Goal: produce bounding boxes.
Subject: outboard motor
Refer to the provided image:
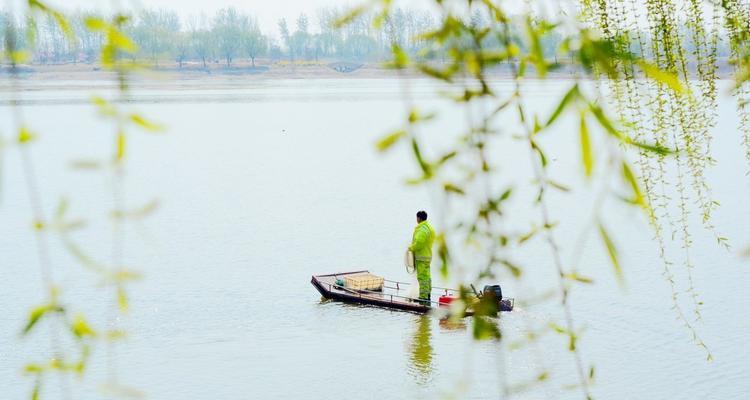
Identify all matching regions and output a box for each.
[482,285,503,301]
[482,284,513,312]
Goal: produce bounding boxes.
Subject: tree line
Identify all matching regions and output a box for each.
[0,6,736,69]
[0,6,438,67]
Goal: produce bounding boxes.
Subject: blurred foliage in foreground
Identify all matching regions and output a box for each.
[2,0,750,399]
[346,0,749,397]
[3,1,162,398]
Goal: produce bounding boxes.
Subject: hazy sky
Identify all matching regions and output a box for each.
[35,0,432,33]
[5,0,580,37]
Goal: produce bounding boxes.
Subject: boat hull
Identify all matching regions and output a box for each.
[311,270,513,315]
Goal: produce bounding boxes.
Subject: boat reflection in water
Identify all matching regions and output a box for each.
[408,315,434,385]
[438,317,467,331]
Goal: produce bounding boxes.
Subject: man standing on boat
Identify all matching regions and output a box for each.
[409,210,435,304]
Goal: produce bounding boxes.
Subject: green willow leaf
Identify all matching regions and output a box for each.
[106,329,127,340]
[109,269,142,283]
[117,287,129,312]
[473,316,501,341]
[63,239,106,273]
[55,197,69,219]
[569,332,578,351]
[106,29,136,53]
[547,179,570,192]
[481,0,508,22]
[25,363,44,374]
[579,113,593,177]
[389,44,408,69]
[525,17,547,78]
[18,127,35,144]
[407,108,435,124]
[598,222,623,284]
[480,48,518,64]
[436,151,457,166]
[116,131,125,161]
[111,199,159,220]
[411,138,432,178]
[499,188,512,201]
[23,304,63,335]
[129,114,164,132]
[437,233,449,279]
[491,94,517,116]
[589,104,622,139]
[443,183,465,195]
[92,96,117,117]
[621,161,645,207]
[530,139,547,167]
[518,59,527,77]
[637,61,686,94]
[83,16,107,31]
[518,226,538,244]
[734,67,750,90]
[31,381,40,400]
[371,10,388,29]
[71,314,96,338]
[84,16,137,64]
[376,130,406,153]
[549,322,567,334]
[69,159,104,170]
[9,50,30,64]
[626,138,674,155]
[28,0,73,40]
[332,5,367,29]
[533,115,543,134]
[546,84,579,127]
[500,259,522,277]
[23,306,48,335]
[417,64,454,82]
[563,272,594,284]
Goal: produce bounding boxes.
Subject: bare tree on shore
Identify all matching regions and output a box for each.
[2,5,730,69]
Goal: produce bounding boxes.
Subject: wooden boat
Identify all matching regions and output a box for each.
[311,270,514,315]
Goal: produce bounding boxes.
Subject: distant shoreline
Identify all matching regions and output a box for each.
[2,60,423,82]
[0,58,738,89]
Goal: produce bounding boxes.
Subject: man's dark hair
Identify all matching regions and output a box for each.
[416,210,428,221]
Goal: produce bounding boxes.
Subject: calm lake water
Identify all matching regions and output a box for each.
[1,78,748,399]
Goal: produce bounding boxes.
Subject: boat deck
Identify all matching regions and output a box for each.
[311,270,513,315]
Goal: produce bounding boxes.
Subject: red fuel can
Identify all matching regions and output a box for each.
[438,295,457,307]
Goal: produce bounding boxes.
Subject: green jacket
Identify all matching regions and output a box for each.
[409,221,435,262]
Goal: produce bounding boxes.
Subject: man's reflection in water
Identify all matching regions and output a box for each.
[408,315,434,385]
